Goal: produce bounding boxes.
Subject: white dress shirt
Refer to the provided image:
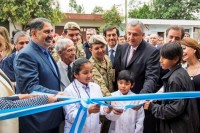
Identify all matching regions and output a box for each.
[108,44,118,57]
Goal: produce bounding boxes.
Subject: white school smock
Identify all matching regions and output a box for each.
[63,79,105,133]
[106,90,144,133]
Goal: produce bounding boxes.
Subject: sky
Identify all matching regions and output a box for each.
[58,0,150,14]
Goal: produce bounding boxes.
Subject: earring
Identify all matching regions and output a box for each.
[194,50,196,53]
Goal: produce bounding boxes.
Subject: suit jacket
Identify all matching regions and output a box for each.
[14,40,64,132]
[120,40,160,94]
[1,52,16,82]
[106,45,121,91]
[57,59,71,91]
[0,69,18,133]
[83,42,92,59]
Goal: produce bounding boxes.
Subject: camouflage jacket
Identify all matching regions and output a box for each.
[89,55,114,96]
[76,43,86,59]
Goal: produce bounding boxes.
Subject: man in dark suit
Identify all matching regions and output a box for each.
[119,20,160,133]
[83,28,96,59]
[103,26,121,91]
[14,18,64,133]
[1,31,29,82]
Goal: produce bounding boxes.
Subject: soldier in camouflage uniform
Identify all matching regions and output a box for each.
[62,22,86,58]
[89,35,114,96]
[89,35,114,133]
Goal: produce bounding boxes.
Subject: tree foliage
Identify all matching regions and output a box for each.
[91,6,104,14]
[128,0,200,20]
[129,4,154,19]
[152,0,200,20]
[69,0,85,13]
[0,0,64,29]
[101,5,124,32]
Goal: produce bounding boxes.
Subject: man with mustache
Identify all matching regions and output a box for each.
[14,18,64,133]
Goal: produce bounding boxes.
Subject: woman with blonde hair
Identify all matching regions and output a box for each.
[0,35,6,62]
[181,38,200,132]
[0,26,13,58]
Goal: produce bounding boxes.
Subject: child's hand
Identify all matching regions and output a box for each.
[111,102,123,115]
[132,106,142,111]
[88,104,100,114]
[103,106,112,114]
[144,101,151,110]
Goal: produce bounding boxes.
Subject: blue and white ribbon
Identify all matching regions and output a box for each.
[70,99,90,133]
[1,91,200,132]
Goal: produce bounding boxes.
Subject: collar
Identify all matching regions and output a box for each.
[118,90,132,95]
[74,79,89,90]
[162,63,182,80]
[84,42,90,47]
[130,45,138,51]
[31,40,47,53]
[59,59,73,70]
[108,44,118,52]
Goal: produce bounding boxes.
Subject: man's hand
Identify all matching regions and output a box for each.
[144,101,151,110]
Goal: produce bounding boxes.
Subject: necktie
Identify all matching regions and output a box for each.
[110,49,115,65]
[68,65,72,82]
[83,85,90,97]
[44,50,58,76]
[127,48,135,66]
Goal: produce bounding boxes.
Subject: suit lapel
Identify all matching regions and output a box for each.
[122,44,130,69]
[57,60,70,88]
[127,40,145,67]
[30,42,60,79]
[127,49,140,67]
[113,45,120,66]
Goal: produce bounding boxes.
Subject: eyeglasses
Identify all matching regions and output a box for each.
[18,41,29,45]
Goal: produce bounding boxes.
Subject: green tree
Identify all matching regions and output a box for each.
[101,5,124,32]
[128,0,200,20]
[152,0,200,20]
[69,0,85,13]
[0,0,63,29]
[91,6,104,14]
[129,4,154,19]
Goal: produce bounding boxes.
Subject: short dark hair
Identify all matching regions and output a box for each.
[166,25,185,39]
[160,42,183,64]
[103,26,120,37]
[72,58,90,76]
[29,18,51,31]
[117,70,135,85]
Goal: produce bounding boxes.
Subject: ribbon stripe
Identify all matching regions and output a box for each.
[1,91,200,132]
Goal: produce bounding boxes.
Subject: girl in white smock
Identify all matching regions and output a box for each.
[63,58,109,133]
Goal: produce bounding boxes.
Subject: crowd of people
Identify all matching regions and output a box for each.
[0,17,200,133]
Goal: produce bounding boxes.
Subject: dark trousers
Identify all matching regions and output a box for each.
[20,127,59,133]
[100,115,111,133]
[143,110,159,133]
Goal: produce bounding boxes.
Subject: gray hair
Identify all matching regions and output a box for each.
[55,38,74,54]
[30,18,51,31]
[13,31,30,44]
[86,28,97,35]
[127,20,145,33]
